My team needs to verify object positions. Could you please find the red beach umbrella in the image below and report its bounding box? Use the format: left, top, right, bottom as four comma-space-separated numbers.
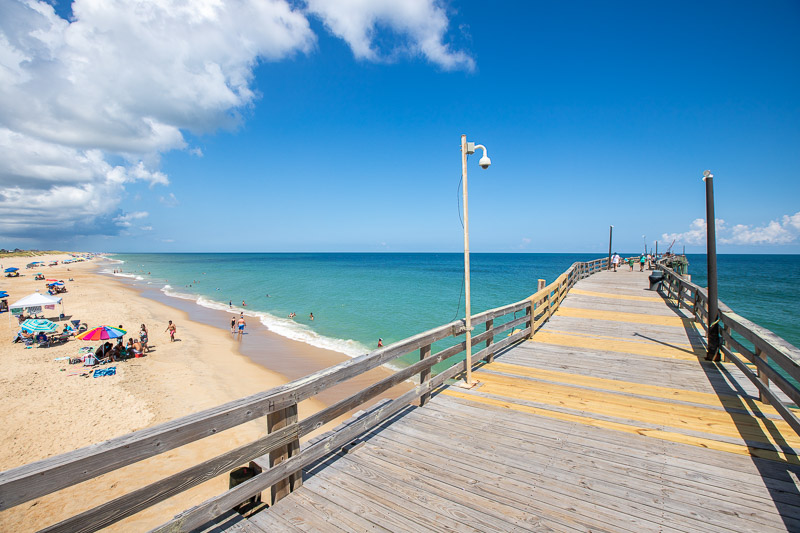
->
77, 325, 126, 341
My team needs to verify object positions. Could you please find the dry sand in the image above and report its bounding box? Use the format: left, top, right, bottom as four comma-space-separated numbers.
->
0, 254, 400, 531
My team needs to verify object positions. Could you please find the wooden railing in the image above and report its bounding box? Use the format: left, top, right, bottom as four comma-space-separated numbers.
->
0, 257, 608, 532
656, 260, 800, 437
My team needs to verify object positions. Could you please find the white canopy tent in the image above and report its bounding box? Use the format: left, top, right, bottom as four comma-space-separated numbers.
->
9, 292, 64, 320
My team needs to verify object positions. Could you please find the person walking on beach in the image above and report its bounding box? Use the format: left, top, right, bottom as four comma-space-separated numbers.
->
165, 320, 176, 342
231, 316, 236, 334
237, 315, 246, 339
140, 324, 149, 353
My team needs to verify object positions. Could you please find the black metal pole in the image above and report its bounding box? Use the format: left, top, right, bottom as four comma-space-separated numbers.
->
607, 225, 613, 270
704, 171, 720, 360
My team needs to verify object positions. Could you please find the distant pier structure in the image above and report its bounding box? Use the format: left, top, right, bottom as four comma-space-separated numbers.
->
1, 255, 799, 532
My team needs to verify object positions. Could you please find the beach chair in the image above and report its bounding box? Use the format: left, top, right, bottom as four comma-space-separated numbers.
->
37, 335, 50, 348
50, 332, 69, 346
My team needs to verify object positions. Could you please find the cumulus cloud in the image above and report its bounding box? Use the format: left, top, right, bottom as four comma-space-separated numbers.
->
0, 0, 315, 239
1, 0, 471, 242
305, 0, 474, 71
662, 212, 800, 246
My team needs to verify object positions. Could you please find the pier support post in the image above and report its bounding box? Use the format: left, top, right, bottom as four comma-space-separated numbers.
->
703, 170, 721, 361
267, 403, 301, 505
756, 347, 770, 404
419, 344, 432, 406
484, 319, 495, 362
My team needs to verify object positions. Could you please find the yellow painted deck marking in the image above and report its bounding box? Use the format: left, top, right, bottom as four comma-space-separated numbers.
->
484, 362, 785, 417
555, 307, 692, 328
442, 389, 800, 465
570, 288, 664, 302
531, 331, 705, 360
543, 328, 700, 349
468, 373, 800, 448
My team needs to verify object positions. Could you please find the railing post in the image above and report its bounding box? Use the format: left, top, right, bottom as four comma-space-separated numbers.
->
419, 344, 432, 406
484, 319, 496, 361
267, 403, 301, 505
537, 279, 546, 291
756, 347, 770, 404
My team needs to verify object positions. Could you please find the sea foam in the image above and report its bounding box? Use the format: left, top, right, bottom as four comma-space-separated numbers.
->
159, 285, 370, 358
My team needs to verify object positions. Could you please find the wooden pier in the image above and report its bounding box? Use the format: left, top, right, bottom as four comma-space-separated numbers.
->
237, 267, 800, 533
2, 258, 799, 532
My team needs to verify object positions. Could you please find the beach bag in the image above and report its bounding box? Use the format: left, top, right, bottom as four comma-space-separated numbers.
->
83, 355, 97, 366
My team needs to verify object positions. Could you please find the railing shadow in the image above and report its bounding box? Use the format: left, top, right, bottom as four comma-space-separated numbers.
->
682, 320, 800, 530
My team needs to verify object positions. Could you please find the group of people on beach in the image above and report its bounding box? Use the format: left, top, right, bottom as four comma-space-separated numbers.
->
91, 323, 151, 362
230, 314, 246, 339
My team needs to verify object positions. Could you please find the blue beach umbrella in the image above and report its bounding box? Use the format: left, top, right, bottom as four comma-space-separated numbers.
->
21, 319, 58, 333
5, 267, 19, 272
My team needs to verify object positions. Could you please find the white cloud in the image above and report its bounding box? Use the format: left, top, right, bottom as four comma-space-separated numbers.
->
663, 211, 800, 246
159, 192, 179, 207
0, 0, 471, 241
305, 0, 474, 71
140, 225, 153, 231
113, 211, 149, 227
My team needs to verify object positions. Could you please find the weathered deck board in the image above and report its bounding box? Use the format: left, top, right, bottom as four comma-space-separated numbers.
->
223, 269, 800, 532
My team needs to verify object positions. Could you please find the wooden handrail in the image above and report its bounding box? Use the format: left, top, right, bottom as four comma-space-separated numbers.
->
655, 259, 800, 437
0, 257, 607, 532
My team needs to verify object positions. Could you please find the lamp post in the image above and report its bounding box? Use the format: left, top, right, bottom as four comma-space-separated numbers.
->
703, 170, 720, 361
460, 134, 491, 387
607, 225, 614, 270
642, 235, 646, 255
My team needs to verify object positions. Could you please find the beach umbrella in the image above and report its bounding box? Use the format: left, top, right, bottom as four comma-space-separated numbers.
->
20, 319, 58, 333
77, 325, 126, 341
5, 268, 18, 272
46, 279, 58, 282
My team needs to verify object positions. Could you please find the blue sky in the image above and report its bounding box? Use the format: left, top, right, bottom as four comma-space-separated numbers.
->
1, 0, 798, 253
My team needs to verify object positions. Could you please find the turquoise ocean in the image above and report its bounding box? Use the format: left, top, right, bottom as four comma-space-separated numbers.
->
104, 253, 800, 365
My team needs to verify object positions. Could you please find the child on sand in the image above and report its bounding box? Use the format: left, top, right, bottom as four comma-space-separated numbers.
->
165, 320, 176, 342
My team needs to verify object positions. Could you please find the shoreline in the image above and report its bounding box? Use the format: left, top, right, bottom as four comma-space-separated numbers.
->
100, 265, 400, 407
0, 254, 403, 531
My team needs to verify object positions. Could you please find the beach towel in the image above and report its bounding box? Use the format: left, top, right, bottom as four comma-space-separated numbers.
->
93, 367, 116, 378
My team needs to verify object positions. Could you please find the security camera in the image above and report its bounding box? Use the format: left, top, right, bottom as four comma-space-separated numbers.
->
479, 155, 491, 169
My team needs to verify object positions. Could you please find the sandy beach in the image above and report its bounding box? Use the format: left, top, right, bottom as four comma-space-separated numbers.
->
0, 254, 399, 531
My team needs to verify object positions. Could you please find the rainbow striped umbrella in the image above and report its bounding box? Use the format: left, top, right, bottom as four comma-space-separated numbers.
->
77, 325, 126, 341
